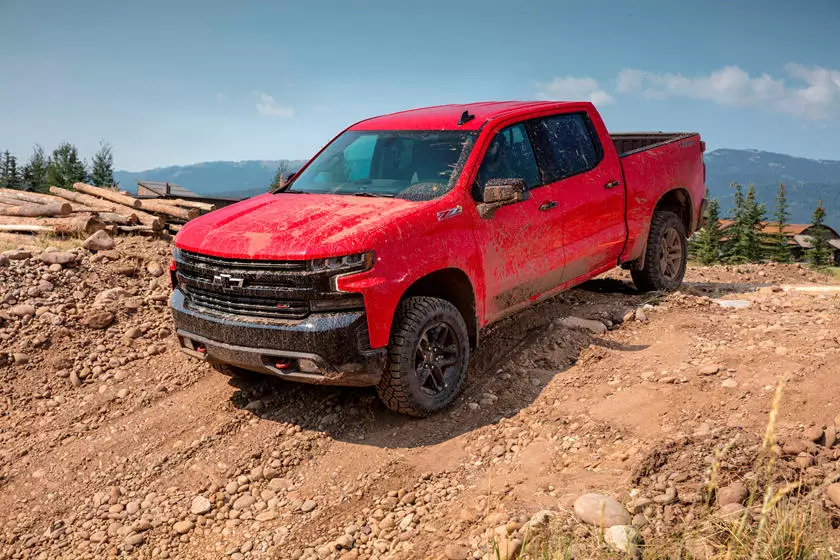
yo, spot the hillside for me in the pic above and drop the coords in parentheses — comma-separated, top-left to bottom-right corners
(113, 149, 839, 228)
(705, 149, 840, 229)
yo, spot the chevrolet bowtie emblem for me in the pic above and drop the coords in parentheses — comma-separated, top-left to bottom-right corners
(212, 274, 245, 288)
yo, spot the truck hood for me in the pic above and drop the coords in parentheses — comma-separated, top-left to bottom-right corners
(175, 193, 421, 259)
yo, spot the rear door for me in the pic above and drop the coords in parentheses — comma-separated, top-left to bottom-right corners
(528, 110, 625, 282)
(470, 122, 566, 318)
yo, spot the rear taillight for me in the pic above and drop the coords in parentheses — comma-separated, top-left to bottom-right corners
(169, 259, 178, 289)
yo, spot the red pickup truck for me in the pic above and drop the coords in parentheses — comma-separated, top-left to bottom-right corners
(170, 101, 706, 416)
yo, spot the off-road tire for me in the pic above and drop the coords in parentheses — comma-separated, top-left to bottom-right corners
(631, 211, 687, 292)
(377, 297, 470, 417)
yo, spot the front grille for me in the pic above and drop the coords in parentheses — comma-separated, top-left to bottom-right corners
(188, 288, 309, 319)
(173, 249, 363, 320)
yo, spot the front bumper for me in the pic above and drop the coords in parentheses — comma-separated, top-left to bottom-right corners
(170, 289, 386, 386)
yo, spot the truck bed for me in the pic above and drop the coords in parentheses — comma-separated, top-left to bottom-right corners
(611, 132, 696, 157)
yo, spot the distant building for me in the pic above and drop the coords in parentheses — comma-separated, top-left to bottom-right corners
(719, 220, 840, 264)
(136, 180, 240, 209)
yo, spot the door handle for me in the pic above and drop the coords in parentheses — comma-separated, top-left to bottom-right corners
(538, 201, 557, 212)
(604, 180, 621, 189)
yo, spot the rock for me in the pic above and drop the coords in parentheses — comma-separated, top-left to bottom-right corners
(232, 494, 256, 510)
(823, 483, 840, 507)
(494, 536, 522, 560)
(70, 370, 82, 387)
(94, 287, 128, 307)
(13, 353, 29, 365)
(172, 520, 194, 534)
(114, 264, 136, 276)
(39, 251, 76, 265)
(721, 379, 738, 389)
(698, 364, 720, 376)
(717, 482, 748, 506)
(604, 525, 641, 557)
(82, 310, 114, 329)
(554, 316, 607, 335)
(147, 261, 165, 277)
(824, 426, 837, 448)
(124, 533, 145, 546)
(715, 299, 750, 309)
(717, 503, 746, 521)
(10, 304, 36, 317)
(125, 326, 142, 339)
(782, 440, 809, 456)
(83, 230, 115, 252)
(0, 254, 8, 267)
(256, 510, 277, 522)
(634, 308, 648, 322)
(126, 501, 140, 514)
(573, 493, 631, 527)
(190, 496, 212, 515)
(802, 426, 824, 443)
(524, 510, 557, 529)
(300, 500, 317, 513)
(3, 249, 31, 260)
(443, 543, 470, 560)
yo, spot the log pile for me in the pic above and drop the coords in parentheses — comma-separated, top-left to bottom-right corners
(0, 183, 215, 236)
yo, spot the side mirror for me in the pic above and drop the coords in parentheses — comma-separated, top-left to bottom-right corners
(477, 178, 527, 218)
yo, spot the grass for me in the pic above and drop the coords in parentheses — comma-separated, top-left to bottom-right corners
(488, 379, 838, 560)
(0, 231, 85, 252)
(825, 267, 840, 279)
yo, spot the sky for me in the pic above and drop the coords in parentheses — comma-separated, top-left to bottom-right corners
(1, 0, 839, 171)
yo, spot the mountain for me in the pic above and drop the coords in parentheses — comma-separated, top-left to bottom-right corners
(704, 149, 840, 230)
(113, 160, 306, 200)
(113, 149, 839, 229)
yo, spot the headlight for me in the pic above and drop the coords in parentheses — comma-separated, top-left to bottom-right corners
(311, 252, 375, 272)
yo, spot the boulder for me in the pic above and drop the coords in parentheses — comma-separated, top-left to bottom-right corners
(83, 230, 115, 252)
(573, 493, 630, 527)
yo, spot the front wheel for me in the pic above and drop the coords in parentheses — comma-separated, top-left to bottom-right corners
(631, 210, 687, 292)
(377, 297, 470, 417)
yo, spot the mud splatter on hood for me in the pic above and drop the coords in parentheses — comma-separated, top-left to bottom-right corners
(175, 193, 421, 260)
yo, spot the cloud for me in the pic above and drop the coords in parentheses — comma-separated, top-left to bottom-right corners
(255, 91, 294, 118)
(616, 64, 840, 119)
(537, 76, 616, 106)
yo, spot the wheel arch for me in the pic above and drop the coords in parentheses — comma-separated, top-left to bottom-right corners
(400, 268, 478, 348)
(655, 187, 694, 234)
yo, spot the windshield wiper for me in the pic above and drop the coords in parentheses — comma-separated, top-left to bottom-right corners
(351, 192, 394, 198)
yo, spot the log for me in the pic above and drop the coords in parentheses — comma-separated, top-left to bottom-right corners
(144, 197, 215, 212)
(0, 197, 25, 206)
(168, 224, 183, 233)
(0, 224, 54, 233)
(0, 202, 71, 217)
(137, 198, 200, 220)
(72, 182, 141, 209)
(95, 212, 137, 225)
(132, 209, 164, 231)
(0, 215, 105, 235)
(0, 188, 72, 207)
(51, 187, 143, 225)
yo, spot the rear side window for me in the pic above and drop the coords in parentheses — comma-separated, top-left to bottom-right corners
(530, 113, 602, 182)
(474, 123, 541, 200)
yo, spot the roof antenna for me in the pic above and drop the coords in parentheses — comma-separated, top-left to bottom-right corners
(457, 110, 475, 126)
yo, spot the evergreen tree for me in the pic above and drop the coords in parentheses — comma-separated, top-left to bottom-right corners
(726, 183, 766, 263)
(691, 198, 723, 265)
(769, 183, 791, 262)
(21, 144, 49, 193)
(0, 150, 21, 189)
(90, 142, 115, 187)
(46, 142, 87, 189)
(807, 201, 831, 267)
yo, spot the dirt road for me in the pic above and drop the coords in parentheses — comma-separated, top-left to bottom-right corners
(1, 237, 839, 559)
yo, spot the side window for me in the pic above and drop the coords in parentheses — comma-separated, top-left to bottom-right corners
(474, 123, 541, 200)
(531, 113, 601, 183)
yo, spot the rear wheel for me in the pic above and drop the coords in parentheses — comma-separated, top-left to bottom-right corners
(377, 296, 470, 417)
(631, 211, 687, 292)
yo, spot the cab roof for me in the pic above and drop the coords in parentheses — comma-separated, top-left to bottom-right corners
(349, 101, 579, 132)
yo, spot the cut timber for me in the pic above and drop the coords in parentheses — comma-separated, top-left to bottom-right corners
(0, 215, 105, 235)
(0, 224, 54, 233)
(95, 212, 137, 225)
(51, 187, 148, 226)
(0, 188, 74, 208)
(73, 182, 141, 209)
(137, 198, 200, 220)
(0, 202, 71, 217)
(145, 198, 215, 212)
(132, 208, 164, 231)
(118, 225, 155, 233)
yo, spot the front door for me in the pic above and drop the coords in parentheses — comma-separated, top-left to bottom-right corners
(469, 122, 566, 319)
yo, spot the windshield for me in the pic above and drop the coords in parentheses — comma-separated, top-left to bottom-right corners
(285, 130, 477, 201)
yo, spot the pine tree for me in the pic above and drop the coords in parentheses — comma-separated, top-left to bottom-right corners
(21, 144, 49, 193)
(90, 142, 115, 187)
(769, 183, 791, 262)
(0, 151, 21, 189)
(691, 199, 723, 265)
(46, 142, 87, 189)
(726, 183, 766, 263)
(269, 160, 293, 190)
(807, 201, 831, 267)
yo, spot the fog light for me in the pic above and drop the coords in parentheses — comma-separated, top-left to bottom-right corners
(298, 359, 320, 373)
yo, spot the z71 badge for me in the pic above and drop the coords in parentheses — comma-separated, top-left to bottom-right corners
(436, 206, 463, 221)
